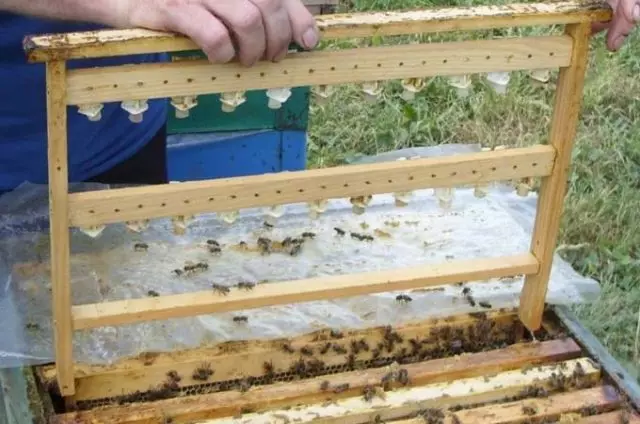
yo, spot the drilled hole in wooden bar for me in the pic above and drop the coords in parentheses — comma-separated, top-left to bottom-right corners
(68, 145, 554, 227)
(65, 36, 572, 105)
(23, 1, 611, 63)
(71, 253, 538, 330)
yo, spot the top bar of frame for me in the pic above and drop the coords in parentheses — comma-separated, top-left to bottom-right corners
(23, 0, 610, 63)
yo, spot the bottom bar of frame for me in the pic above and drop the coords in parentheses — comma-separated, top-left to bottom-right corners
(72, 253, 539, 330)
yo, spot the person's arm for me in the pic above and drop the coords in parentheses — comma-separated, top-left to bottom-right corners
(592, 0, 639, 50)
(0, 0, 319, 65)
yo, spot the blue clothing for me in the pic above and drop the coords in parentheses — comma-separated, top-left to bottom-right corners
(0, 13, 168, 192)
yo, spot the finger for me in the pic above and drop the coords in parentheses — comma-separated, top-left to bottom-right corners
(205, 0, 267, 66)
(249, 0, 293, 61)
(606, 0, 637, 49)
(282, 0, 319, 50)
(158, 3, 235, 63)
(590, 20, 611, 36)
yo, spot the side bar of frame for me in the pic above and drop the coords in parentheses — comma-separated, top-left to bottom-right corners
(45, 60, 75, 396)
(518, 23, 592, 331)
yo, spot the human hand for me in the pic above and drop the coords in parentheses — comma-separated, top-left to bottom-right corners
(591, 0, 640, 51)
(128, 0, 319, 65)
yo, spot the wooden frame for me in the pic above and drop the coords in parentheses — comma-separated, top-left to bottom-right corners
(23, 0, 612, 397)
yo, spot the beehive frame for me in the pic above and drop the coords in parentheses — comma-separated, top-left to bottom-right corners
(24, 0, 611, 397)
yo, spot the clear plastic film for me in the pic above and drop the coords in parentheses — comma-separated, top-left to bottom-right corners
(0, 145, 599, 367)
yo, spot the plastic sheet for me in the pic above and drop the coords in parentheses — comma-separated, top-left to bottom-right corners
(0, 145, 600, 367)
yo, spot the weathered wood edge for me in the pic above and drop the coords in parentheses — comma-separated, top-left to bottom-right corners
(22, 1, 612, 63)
(553, 304, 640, 412)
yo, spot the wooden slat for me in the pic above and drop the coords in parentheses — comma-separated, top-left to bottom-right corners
(64, 36, 571, 105)
(23, 1, 611, 62)
(72, 253, 538, 330)
(185, 358, 600, 424)
(51, 338, 582, 422)
(67, 145, 555, 227)
(45, 60, 75, 397)
(519, 23, 592, 331)
(48, 309, 521, 401)
(578, 410, 640, 423)
(451, 385, 621, 423)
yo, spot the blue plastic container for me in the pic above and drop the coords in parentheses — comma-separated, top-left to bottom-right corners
(166, 129, 307, 181)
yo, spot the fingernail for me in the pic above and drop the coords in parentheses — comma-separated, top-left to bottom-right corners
(613, 34, 626, 50)
(302, 27, 319, 49)
(634, 4, 640, 20)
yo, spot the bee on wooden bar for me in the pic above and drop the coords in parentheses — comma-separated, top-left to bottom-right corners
(381, 372, 394, 390)
(289, 243, 303, 257)
(147, 290, 160, 297)
(134, 242, 149, 252)
(212, 283, 230, 296)
(462, 287, 471, 295)
(208, 245, 222, 255)
(332, 344, 347, 354)
(350, 340, 361, 355)
(233, 316, 248, 323)
(396, 294, 412, 303)
(320, 380, 330, 391)
(25, 322, 40, 331)
(172, 269, 184, 277)
(397, 368, 410, 386)
(300, 345, 314, 356)
(307, 359, 325, 375)
(479, 301, 492, 309)
(263, 221, 274, 229)
(257, 237, 272, 255)
(301, 232, 316, 240)
(330, 329, 344, 339)
(334, 227, 346, 236)
(206, 239, 220, 247)
(166, 370, 181, 383)
(192, 362, 214, 381)
(282, 343, 295, 354)
(237, 281, 256, 291)
(319, 342, 332, 355)
(333, 383, 350, 394)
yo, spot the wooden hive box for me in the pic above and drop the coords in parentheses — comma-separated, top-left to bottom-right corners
(19, 1, 640, 422)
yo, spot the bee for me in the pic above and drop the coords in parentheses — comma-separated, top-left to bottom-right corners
(409, 338, 421, 356)
(281, 237, 293, 248)
(319, 342, 332, 354)
(238, 377, 251, 393)
(238, 241, 248, 250)
(333, 383, 350, 394)
(147, 290, 160, 297)
(212, 283, 230, 296)
(282, 343, 295, 354)
(330, 329, 344, 339)
(263, 221, 274, 229)
(371, 348, 382, 360)
(134, 242, 149, 252)
(162, 378, 180, 391)
(307, 359, 325, 375)
(350, 232, 363, 241)
(206, 239, 220, 247)
(397, 368, 410, 386)
(361, 235, 374, 242)
(192, 363, 214, 381)
(381, 372, 394, 390)
(166, 370, 181, 383)
(257, 237, 272, 255)
(300, 346, 314, 356)
(233, 315, 248, 323)
(320, 380, 330, 391)
(346, 354, 356, 370)
(396, 294, 412, 303)
(462, 287, 471, 295)
(290, 359, 307, 378)
(301, 232, 316, 239)
(363, 385, 377, 402)
(25, 322, 40, 331)
(358, 340, 370, 351)
(237, 281, 256, 291)
(208, 245, 222, 255)
(332, 344, 347, 354)
(263, 361, 275, 377)
(479, 301, 492, 309)
(350, 340, 361, 354)
(172, 269, 184, 277)
(466, 294, 477, 307)
(334, 227, 346, 236)
(289, 243, 303, 257)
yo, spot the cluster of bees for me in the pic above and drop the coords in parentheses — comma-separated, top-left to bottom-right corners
(256, 231, 315, 256)
(333, 227, 375, 242)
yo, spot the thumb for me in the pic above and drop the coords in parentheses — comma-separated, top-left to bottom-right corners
(283, 0, 320, 50)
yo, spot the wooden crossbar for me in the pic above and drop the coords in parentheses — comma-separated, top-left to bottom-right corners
(68, 145, 554, 227)
(25, 1, 608, 396)
(23, 1, 610, 62)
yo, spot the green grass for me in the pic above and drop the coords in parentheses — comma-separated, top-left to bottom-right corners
(307, 0, 640, 374)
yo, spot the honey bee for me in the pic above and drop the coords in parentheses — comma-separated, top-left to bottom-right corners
(320, 380, 330, 391)
(147, 290, 160, 297)
(166, 370, 181, 383)
(233, 316, 248, 323)
(479, 301, 492, 309)
(333, 383, 350, 394)
(395, 294, 412, 303)
(301, 232, 316, 239)
(257, 237, 272, 255)
(212, 283, 230, 296)
(192, 363, 214, 381)
(300, 346, 314, 356)
(172, 269, 184, 277)
(25, 322, 40, 331)
(289, 243, 303, 257)
(397, 368, 410, 386)
(381, 372, 394, 390)
(462, 287, 471, 295)
(263, 221, 274, 229)
(332, 344, 347, 354)
(208, 245, 222, 255)
(134, 242, 149, 252)
(282, 343, 295, 354)
(350, 340, 361, 354)
(206, 239, 220, 247)
(330, 329, 344, 339)
(334, 227, 346, 236)
(319, 342, 332, 354)
(237, 281, 256, 291)
(363, 385, 376, 402)
(358, 339, 370, 352)
(263, 361, 275, 379)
